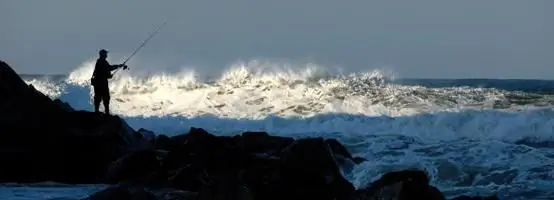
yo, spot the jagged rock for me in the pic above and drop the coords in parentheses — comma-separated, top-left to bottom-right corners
(326, 138, 353, 159)
(194, 173, 251, 200)
(239, 155, 282, 200)
(0, 60, 152, 183)
(138, 128, 156, 142)
(167, 164, 209, 192)
(325, 138, 368, 165)
(161, 128, 221, 171)
(154, 134, 171, 150)
(53, 99, 75, 112)
(235, 131, 295, 154)
(105, 149, 161, 184)
(0, 60, 66, 129)
(157, 129, 357, 200)
(278, 138, 355, 200)
(354, 170, 445, 200)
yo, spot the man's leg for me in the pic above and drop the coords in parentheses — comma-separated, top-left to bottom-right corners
(93, 85, 101, 113)
(103, 87, 111, 115)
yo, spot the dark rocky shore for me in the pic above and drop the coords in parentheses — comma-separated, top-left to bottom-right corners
(0, 60, 498, 200)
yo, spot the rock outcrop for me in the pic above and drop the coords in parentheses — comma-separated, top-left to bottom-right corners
(0, 60, 151, 183)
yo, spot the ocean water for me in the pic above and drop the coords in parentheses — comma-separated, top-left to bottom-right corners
(6, 59, 554, 200)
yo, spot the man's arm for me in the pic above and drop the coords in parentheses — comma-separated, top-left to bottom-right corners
(108, 63, 122, 71)
(98, 58, 120, 71)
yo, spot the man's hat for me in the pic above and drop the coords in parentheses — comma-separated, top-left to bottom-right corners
(99, 49, 108, 54)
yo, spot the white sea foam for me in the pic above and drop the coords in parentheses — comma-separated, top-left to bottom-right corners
(24, 59, 554, 140)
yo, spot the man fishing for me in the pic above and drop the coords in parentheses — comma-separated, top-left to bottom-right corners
(89, 18, 168, 115)
(91, 49, 127, 115)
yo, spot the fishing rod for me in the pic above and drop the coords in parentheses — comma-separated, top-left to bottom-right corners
(113, 18, 170, 73)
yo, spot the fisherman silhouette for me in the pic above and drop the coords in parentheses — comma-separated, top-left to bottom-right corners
(91, 49, 127, 115)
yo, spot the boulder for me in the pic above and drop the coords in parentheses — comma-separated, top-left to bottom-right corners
(354, 170, 445, 200)
(325, 138, 367, 166)
(325, 138, 353, 159)
(154, 134, 171, 150)
(105, 149, 161, 184)
(155, 129, 357, 200)
(235, 131, 295, 154)
(167, 164, 210, 192)
(352, 170, 500, 200)
(278, 138, 355, 200)
(138, 128, 156, 142)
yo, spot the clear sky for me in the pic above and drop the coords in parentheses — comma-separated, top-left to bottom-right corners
(1, 0, 552, 79)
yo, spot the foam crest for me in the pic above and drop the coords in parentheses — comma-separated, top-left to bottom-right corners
(29, 59, 554, 117)
(110, 69, 199, 94)
(22, 59, 554, 139)
(66, 59, 96, 86)
(217, 60, 334, 86)
(25, 78, 65, 99)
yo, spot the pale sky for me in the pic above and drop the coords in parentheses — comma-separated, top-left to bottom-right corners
(1, 0, 552, 79)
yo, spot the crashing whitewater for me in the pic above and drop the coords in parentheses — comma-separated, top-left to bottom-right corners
(21, 59, 554, 199)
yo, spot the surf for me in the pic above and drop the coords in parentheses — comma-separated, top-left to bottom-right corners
(22, 59, 554, 141)
(17, 59, 554, 199)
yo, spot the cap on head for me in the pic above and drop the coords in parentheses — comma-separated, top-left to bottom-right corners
(99, 49, 108, 56)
